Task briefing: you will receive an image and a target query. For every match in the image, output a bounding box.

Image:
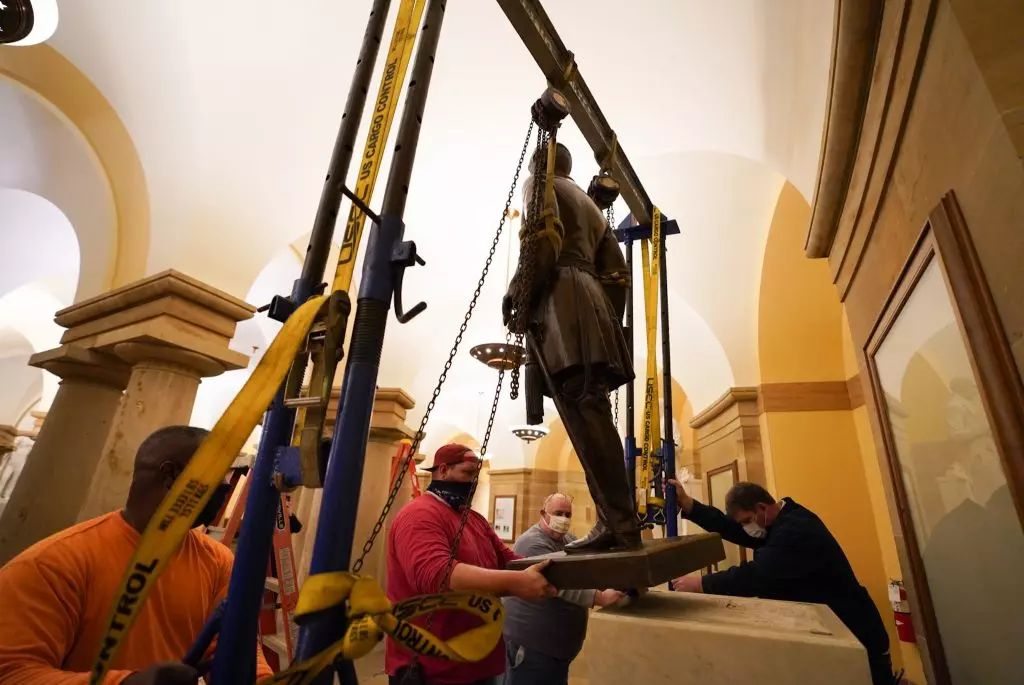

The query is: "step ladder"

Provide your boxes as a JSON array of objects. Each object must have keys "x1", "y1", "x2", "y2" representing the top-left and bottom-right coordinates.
[
  {"x1": 210, "y1": 459, "x2": 299, "y2": 672},
  {"x1": 390, "y1": 439, "x2": 421, "y2": 500}
]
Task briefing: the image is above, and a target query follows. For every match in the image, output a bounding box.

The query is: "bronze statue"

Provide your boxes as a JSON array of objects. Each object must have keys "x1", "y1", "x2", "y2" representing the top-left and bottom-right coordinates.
[{"x1": 503, "y1": 142, "x2": 641, "y2": 553}]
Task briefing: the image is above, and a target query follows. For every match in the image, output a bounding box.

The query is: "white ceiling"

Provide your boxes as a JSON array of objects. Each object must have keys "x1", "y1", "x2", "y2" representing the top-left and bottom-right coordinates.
[{"x1": 1, "y1": 0, "x2": 836, "y2": 456}]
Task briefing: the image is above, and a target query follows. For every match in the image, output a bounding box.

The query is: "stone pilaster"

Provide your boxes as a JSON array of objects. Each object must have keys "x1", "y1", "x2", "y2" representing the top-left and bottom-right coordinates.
[
  {"x1": 689, "y1": 387, "x2": 766, "y2": 488},
  {"x1": 68, "y1": 270, "x2": 255, "y2": 520},
  {"x1": 0, "y1": 346, "x2": 131, "y2": 564}
]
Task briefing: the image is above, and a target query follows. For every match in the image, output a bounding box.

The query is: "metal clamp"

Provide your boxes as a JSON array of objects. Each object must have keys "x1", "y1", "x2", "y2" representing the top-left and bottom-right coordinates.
[{"x1": 392, "y1": 241, "x2": 427, "y2": 324}]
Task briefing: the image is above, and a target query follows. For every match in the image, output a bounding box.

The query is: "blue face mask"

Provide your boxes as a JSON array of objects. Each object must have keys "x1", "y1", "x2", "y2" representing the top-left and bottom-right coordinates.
[{"x1": 427, "y1": 480, "x2": 473, "y2": 510}]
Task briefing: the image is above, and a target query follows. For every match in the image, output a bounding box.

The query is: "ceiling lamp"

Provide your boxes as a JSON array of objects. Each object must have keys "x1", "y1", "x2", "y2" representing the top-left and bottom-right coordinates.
[
  {"x1": 0, "y1": 0, "x2": 60, "y2": 46},
  {"x1": 511, "y1": 425, "x2": 549, "y2": 443},
  {"x1": 470, "y1": 342, "x2": 526, "y2": 370}
]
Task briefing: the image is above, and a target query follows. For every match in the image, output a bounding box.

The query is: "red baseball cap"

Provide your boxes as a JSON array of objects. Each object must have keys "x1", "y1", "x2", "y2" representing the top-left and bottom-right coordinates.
[{"x1": 425, "y1": 443, "x2": 480, "y2": 471}]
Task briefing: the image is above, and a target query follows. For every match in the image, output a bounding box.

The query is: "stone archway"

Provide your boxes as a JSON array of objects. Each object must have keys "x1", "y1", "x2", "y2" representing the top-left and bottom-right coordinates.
[{"x1": 0, "y1": 46, "x2": 150, "y2": 298}]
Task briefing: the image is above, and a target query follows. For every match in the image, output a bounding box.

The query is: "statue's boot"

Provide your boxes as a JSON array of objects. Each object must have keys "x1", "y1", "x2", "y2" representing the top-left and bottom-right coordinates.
[{"x1": 553, "y1": 371, "x2": 642, "y2": 554}]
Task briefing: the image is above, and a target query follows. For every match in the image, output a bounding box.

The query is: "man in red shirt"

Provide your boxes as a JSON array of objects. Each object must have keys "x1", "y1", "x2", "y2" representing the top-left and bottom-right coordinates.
[{"x1": 386, "y1": 443, "x2": 555, "y2": 685}]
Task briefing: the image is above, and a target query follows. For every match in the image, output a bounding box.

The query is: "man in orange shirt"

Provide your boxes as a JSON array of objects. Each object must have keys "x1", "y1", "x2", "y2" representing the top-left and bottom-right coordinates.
[{"x1": 0, "y1": 425, "x2": 273, "y2": 684}]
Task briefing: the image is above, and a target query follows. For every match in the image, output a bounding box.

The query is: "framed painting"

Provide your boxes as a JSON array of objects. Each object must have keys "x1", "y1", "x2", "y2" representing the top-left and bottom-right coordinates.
[
  {"x1": 864, "y1": 192, "x2": 1024, "y2": 685},
  {"x1": 492, "y1": 495, "x2": 516, "y2": 542}
]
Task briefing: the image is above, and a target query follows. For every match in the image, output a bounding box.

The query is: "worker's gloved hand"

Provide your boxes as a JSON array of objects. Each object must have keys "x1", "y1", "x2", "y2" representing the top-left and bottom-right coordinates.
[
  {"x1": 666, "y1": 477, "x2": 694, "y2": 515},
  {"x1": 593, "y1": 589, "x2": 626, "y2": 607},
  {"x1": 124, "y1": 662, "x2": 200, "y2": 685},
  {"x1": 510, "y1": 558, "x2": 556, "y2": 599}
]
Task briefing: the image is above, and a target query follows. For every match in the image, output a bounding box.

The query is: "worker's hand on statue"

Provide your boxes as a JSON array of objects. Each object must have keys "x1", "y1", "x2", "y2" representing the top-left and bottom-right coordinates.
[
  {"x1": 593, "y1": 589, "x2": 627, "y2": 607},
  {"x1": 510, "y1": 559, "x2": 557, "y2": 599},
  {"x1": 123, "y1": 661, "x2": 200, "y2": 685},
  {"x1": 671, "y1": 574, "x2": 703, "y2": 593},
  {"x1": 666, "y1": 478, "x2": 695, "y2": 514}
]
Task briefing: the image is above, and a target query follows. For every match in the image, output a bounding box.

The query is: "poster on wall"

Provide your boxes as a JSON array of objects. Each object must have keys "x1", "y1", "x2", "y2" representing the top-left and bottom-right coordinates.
[{"x1": 492, "y1": 495, "x2": 515, "y2": 542}]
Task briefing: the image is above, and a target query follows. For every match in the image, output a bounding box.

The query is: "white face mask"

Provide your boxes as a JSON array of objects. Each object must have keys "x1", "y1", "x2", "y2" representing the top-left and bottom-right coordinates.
[
  {"x1": 546, "y1": 514, "x2": 571, "y2": 534},
  {"x1": 743, "y1": 522, "x2": 767, "y2": 539},
  {"x1": 742, "y1": 509, "x2": 768, "y2": 539}
]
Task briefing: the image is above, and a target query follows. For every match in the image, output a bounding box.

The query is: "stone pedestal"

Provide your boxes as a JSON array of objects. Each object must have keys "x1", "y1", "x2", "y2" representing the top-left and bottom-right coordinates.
[
  {"x1": 0, "y1": 347, "x2": 131, "y2": 564},
  {"x1": 586, "y1": 592, "x2": 871, "y2": 685},
  {"x1": 296, "y1": 388, "x2": 417, "y2": 584}
]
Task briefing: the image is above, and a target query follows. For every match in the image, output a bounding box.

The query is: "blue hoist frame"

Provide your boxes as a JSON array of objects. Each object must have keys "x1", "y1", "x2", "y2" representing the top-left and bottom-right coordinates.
[
  {"x1": 185, "y1": 1, "x2": 668, "y2": 683},
  {"x1": 614, "y1": 216, "x2": 681, "y2": 541}
]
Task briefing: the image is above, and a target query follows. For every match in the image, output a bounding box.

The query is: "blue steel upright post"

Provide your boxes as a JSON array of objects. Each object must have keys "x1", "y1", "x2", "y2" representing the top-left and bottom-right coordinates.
[
  {"x1": 294, "y1": 1, "x2": 447, "y2": 683},
  {"x1": 208, "y1": 2, "x2": 392, "y2": 683},
  {"x1": 658, "y1": 230, "x2": 678, "y2": 538}
]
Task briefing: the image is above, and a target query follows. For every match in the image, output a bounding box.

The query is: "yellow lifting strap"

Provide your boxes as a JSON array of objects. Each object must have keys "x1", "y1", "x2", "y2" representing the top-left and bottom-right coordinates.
[
  {"x1": 88, "y1": 295, "x2": 329, "y2": 684},
  {"x1": 333, "y1": 0, "x2": 426, "y2": 294},
  {"x1": 89, "y1": 0, "x2": 429, "y2": 679},
  {"x1": 295, "y1": 0, "x2": 427, "y2": 480},
  {"x1": 262, "y1": 573, "x2": 505, "y2": 685},
  {"x1": 636, "y1": 207, "x2": 662, "y2": 516}
]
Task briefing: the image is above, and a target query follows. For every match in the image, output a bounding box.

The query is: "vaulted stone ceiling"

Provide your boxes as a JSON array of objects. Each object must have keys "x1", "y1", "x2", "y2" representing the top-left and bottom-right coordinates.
[{"x1": 0, "y1": 0, "x2": 836, "y2": 463}]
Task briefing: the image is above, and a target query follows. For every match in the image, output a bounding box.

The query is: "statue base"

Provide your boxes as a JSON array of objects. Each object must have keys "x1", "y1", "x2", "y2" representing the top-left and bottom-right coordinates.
[{"x1": 506, "y1": 534, "x2": 725, "y2": 590}]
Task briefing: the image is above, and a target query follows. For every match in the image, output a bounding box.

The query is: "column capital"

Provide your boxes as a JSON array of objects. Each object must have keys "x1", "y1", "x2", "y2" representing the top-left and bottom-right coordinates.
[
  {"x1": 51, "y1": 269, "x2": 255, "y2": 373},
  {"x1": 30, "y1": 345, "x2": 132, "y2": 390},
  {"x1": 0, "y1": 425, "x2": 17, "y2": 457},
  {"x1": 370, "y1": 387, "x2": 416, "y2": 444},
  {"x1": 112, "y1": 341, "x2": 228, "y2": 379}
]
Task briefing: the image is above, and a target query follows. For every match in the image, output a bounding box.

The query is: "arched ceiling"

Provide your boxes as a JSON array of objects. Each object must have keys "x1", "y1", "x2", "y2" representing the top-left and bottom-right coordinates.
[
  {"x1": 0, "y1": 79, "x2": 113, "y2": 301},
  {"x1": 2, "y1": 0, "x2": 836, "y2": 455},
  {"x1": 0, "y1": 188, "x2": 79, "y2": 300}
]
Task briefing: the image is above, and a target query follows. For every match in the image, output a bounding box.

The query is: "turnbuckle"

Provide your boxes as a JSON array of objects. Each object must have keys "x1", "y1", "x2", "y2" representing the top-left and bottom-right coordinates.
[{"x1": 392, "y1": 241, "x2": 426, "y2": 324}]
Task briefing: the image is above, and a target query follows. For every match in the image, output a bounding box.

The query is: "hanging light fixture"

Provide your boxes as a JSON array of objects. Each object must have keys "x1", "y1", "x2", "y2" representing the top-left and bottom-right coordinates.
[
  {"x1": 510, "y1": 425, "x2": 549, "y2": 443},
  {"x1": 470, "y1": 208, "x2": 527, "y2": 371}
]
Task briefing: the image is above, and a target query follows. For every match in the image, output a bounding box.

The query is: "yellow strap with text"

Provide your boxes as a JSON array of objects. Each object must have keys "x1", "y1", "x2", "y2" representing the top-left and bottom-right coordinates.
[
  {"x1": 636, "y1": 207, "x2": 662, "y2": 516},
  {"x1": 261, "y1": 572, "x2": 504, "y2": 685},
  {"x1": 332, "y1": 0, "x2": 427, "y2": 292},
  {"x1": 88, "y1": 295, "x2": 329, "y2": 684}
]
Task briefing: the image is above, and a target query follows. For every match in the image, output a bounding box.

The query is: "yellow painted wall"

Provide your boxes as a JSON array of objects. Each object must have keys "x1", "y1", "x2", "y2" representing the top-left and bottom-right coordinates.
[{"x1": 758, "y1": 183, "x2": 919, "y2": 677}]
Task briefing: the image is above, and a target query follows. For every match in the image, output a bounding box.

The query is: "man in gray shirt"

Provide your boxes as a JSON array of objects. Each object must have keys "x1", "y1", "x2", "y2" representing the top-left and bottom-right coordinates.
[{"x1": 502, "y1": 493, "x2": 625, "y2": 685}]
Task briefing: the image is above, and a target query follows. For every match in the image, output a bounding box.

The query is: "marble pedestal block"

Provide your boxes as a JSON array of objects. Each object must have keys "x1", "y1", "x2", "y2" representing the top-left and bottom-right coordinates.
[{"x1": 586, "y1": 592, "x2": 871, "y2": 685}]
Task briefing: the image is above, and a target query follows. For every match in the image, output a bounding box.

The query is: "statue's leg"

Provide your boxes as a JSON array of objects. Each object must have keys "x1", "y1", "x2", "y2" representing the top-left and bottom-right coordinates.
[{"x1": 552, "y1": 370, "x2": 641, "y2": 553}]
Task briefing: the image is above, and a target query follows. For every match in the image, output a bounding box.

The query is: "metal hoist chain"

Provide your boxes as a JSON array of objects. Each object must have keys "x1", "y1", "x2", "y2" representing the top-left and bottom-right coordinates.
[
  {"x1": 351, "y1": 122, "x2": 535, "y2": 573},
  {"x1": 510, "y1": 126, "x2": 550, "y2": 400}
]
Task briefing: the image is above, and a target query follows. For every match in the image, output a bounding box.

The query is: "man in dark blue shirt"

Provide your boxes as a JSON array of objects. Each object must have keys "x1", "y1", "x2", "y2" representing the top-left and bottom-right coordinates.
[{"x1": 668, "y1": 480, "x2": 896, "y2": 685}]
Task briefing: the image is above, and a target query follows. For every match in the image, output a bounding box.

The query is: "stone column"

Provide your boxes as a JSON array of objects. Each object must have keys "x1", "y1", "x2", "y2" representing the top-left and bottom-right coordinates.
[
  {"x1": 296, "y1": 388, "x2": 417, "y2": 584},
  {"x1": 64, "y1": 271, "x2": 254, "y2": 520},
  {"x1": 0, "y1": 270, "x2": 254, "y2": 561},
  {"x1": 0, "y1": 426, "x2": 15, "y2": 459},
  {"x1": 77, "y1": 342, "x2": 229, "y2": 520},
  {"x1": 24, "y1": 411, "x2": 48, "y2": 439},
  {"x1": 0, "y1": 346, "x2": 130, "y2": 564}
]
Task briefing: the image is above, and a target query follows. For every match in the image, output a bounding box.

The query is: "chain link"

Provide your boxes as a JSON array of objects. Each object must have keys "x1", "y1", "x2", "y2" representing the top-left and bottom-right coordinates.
[
  {"x1": 606, "y1": 203, "x2": 618, "y2": 433},
  {"x1": 351, "y1": 122, "x2": 534, "y2": 573}
]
